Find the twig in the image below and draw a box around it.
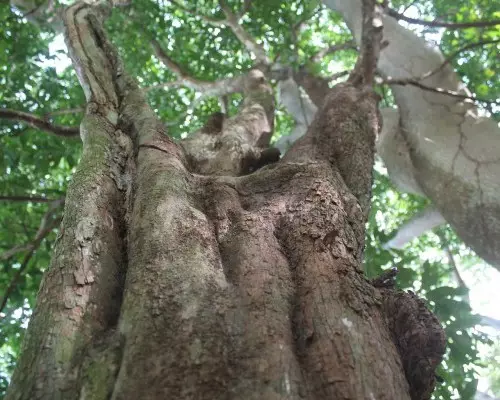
[401,1,419,15]
[218,0,270,65]
[0,198,64,314]
[0,108,79,137]
[0,248,36,315]
[388,9,500,29]
[436,231,470,303]
[168,0,224,26]
[383,77,500,105]
[0,198,64,262]
[309,41,357,64]
[167,0,269,64]
[418,38,500,81]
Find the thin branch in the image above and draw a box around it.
[167,0,269,64]
[383,77,500,105]
[1,198,64,262]
[388,8,500,29]
[418,38,500,81]
[310,40,357,64]
[0,198,63,314]
[401,1,419,14]
[0,195,56,203]
[144,81,184,92]
[218,0,271,65]
[444,246,467,290]
[0,248,36,315]
[44,107,85,118]
[151,40,191,78]
[435,231,471,303]
[168,0,225,26]
[0,108,80,137]
[150,40,247,97]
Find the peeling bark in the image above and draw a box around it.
[6,2,445,400]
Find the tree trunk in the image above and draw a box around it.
[6,3,445,400]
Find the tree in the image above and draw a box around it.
[1,0,499,399]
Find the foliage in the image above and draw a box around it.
[484,340,500,395]
[1,0,499,398]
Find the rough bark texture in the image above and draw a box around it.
[6,2,445,400]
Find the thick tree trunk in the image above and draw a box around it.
[6,3,445,400]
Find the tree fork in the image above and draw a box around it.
[6,1,445,399]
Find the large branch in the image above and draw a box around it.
[321,0,500,269]
[347,0,383,87]
[275,76,318,152]
[181,69,276,176]
[283,0,382,216]
[0,108,80,137]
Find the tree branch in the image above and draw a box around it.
[388,8,500,29]
[150,40,249,98]
[218,0,271,65]
[167,0,269,65]
[382,77,500,105]
[44,107,85,118]
[417,38,500,81]
[436,232,469,300]
[0,248,36,315]
[0,198,64,314]
[0,198,64,262]
[0,195,56,203]
[348,0,384,86]
[309,40,357,64]
[0,108,80,137]
[168,0,225,26]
